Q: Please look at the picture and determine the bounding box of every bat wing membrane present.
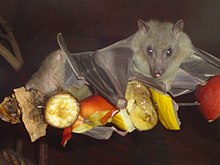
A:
[73,47,133,108]
[170,47,220,97]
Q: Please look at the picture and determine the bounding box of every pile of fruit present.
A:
[1,76,220,146]
[45,80,181,146]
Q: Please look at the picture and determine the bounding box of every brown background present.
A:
[0,0,220,165]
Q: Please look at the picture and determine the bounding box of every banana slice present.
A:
[45,91,80,128]
[125,81,158,131]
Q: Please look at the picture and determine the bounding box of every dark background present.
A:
[0,0,220,165]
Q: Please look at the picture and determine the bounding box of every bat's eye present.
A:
[146,46,153,56]
[166,48,172,57]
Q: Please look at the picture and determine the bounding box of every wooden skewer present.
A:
[178,102,200,106]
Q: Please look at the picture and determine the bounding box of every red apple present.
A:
[80,94,118,124]
[195,75,220,121]
[61,94,119,146]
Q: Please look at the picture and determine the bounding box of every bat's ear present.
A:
[138,19,150,33]
[172,19,184,35]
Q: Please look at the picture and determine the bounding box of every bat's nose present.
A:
[151,65,164,78]
[153,70,164,78]
[155,72,163,78]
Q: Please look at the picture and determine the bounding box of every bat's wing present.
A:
[57,33,88,88]
[181,48,220,81]
[74,47,133,109]
[57,33,133,109]
[170,47,220,97]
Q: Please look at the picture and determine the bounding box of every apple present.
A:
[195,75,220,121]
[79,94,118,124]
[61,94,119,146]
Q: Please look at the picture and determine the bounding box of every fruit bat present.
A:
[26,19,220,109]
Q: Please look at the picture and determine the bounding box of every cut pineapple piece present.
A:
[150,88,180,130]
[45,91,80,128]
[112,108,135,132]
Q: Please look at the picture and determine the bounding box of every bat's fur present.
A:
[26,49,66,94]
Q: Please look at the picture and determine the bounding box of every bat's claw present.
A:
[116,98,127,109]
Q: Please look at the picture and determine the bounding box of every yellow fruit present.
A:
[150,88,180,130]
[125,81,158,131]
[45,91,80,128]
[112,108,135,132]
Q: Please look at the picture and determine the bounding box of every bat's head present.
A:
[132,19,192,81]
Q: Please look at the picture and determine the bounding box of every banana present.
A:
[125,81,158,131]
[44,91,80,128]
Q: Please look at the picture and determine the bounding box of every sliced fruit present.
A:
[79,94,118,124]
[72,122,95,133]
[45,91,80,128]
[112,108,135,132]
[61,126,72,147]
[125,81,158,131]
[72,94,119,133]
[150,88,180,130]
